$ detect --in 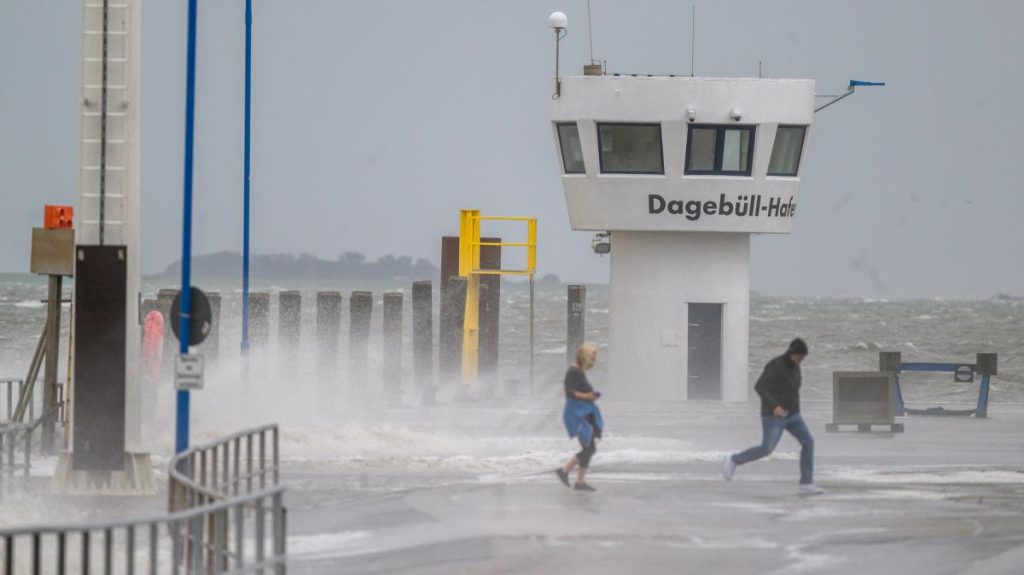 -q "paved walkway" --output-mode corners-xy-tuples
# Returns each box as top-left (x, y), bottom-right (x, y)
(281, 401), (1024, 574)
